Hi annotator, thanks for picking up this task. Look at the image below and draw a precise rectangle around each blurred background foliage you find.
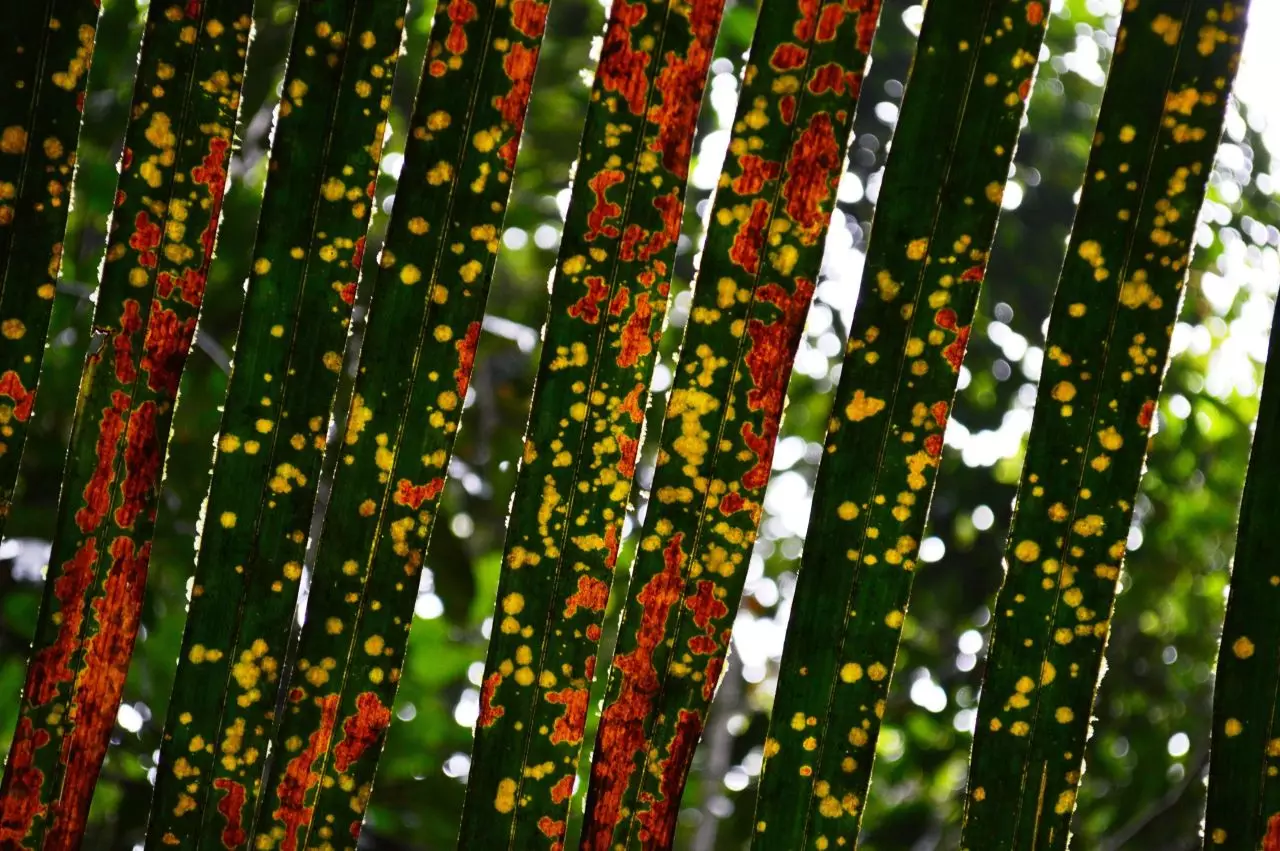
[0,0,1277,848]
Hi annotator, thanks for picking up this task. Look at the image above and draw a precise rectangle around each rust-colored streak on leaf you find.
[545,687,590,746]
[0,719,49,844]
[332,693,393,773]
[569,276,611,324]
[455,320,482,397]
[586,170,627,241]
[583,534,687,851]
[512,0,549,37]
[113,301,143,384]
[495,41,542,169]
[634,708,703,849]
[190,136,230,260]
[684,580,728,655]
[740,278,816,488]
[478,671,506,729]
[934,306,971,372]
[617,292,654,368]
[48,538,151,848]
[128,211,162,268]
[141,303,197,397]
[563,574,610,617]
[731,155,781,196]
[0,371,36,423]
[272,693,341,851]
[393,477,445,509]
[155,267,206,307]
[729,198,770,273]
[782,113,841,244]
[24,541,96,707]
[74,391,130,533]
[647,0,721,179]
[113,401,160,530]
[597,0,650,115]
[212,779,248,849]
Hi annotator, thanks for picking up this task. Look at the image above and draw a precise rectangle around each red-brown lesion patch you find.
[731,155,781,196]
[455,320,481,397]
[112,300,143,384]
[494,42,541,170]
[684,580,728,655]
[564,575,610,618]
[76,391,130,533]
[445,0,478,56]
[333,692,393,773]
[142,302,197,397]
[729,199,771,274]
[782,113,841,244]
[25,541,97,707]
[0,370,36,422]
[582,535,687,850]
[545,686,590,745]
[191,136,230,259]
[569,276,610,324]
[0,718,50,844]
[113,401,160,530]
[478,671,505,728]
[213,778,248,849]
[934,307,971,372]
[597,0,650,116]
[634,708,703,848]
[616,293,654,368]
[393,477,445,509]
[586,170,626,242]
[128,211,161,268]
[647,0,723,179]
[272,693,341,851]
[512,0,549,37]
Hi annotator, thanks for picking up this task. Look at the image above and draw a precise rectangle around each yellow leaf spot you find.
[846,390,886,422]
[1233,636,1254,659]
[1014,540,1040,562]
[839,663,863,683]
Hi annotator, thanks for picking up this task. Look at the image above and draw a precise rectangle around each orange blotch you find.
[934,308,971,372]
[1026,1,1044,26]
[455,320,481,397]
[46,537,151,848]
[808,62,860,97]
[740,279,815,489]
[76,391,130,533]
[128,210,162,268]
[156,267,206,307]
[1137,399,1156,430]
[729,198,771,274]
[793,0,820,39]
[780,95,796,124]
[512,0,549,37]
[142,302,197,397]
[582,535,687,850]
[569,276,611,324]
[647,0,722,179]
[213,779,248,849]
[394,477,445,509]
[1265,813,1280,851]
[338,282,357,306]
[191,136,230,259]
[550,774,575,804]
[113,300,143,384]
[783,114,841,244]
[538,815,567,851]
[114,401,160,530]
[684,580,728,655]
[731,154,781,196]
[817,2,845,40]
[586,170,626,242]
[445,0,478,55]
[0,718,50,844]
[960,264,986,283]
[770,43,808,71]
[564,575,610,618]
[333,692,393,773]
[603,522,622,570]
[478,671,505,728]
[0,370,36,422]
[719,492,745,515]
[634,708,703,848]
[545,687,590,746]
[494,42,541,170]
[272,694,341,851]
[24,541,97,707]
[616,293,654,368]
[855,0,882,53]
[352,234,367,270]
[597,0,650,115]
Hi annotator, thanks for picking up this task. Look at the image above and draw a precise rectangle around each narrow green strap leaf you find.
[247,0,552,846]
[143,3,405,848]
[0,3,253,847]
[457,0,725,845]
[750,1,1050,848]
[0,0,102,532]
[962,2,1249,848]
[579,2,882,848]
[1204,255,1280,843]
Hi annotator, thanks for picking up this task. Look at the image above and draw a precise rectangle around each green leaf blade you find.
[962,2,1250,848]
[750,1,1051,847]
[579,1,883,848]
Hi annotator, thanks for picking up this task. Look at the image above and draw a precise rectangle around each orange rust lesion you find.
[272,693,341,851]
[729,199,771,273]
[633,708,703,848]
[782,113,841,244]
[596,0,651,115]
[332,692,393,772]
[75,391,130,533]
[0,371,37,422]
[585,170,627,241]
[0,718,49,844]
[647,0,723,179]
[393,477,445,509]
[212,778,248,849]
[478,671,506,728]
[545,686,590,745]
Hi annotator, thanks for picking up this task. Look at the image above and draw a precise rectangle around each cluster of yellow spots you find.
[299,654,338,686]
[188,644,225,664]
[1076,238,1110,282]
[230,639,276,707]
